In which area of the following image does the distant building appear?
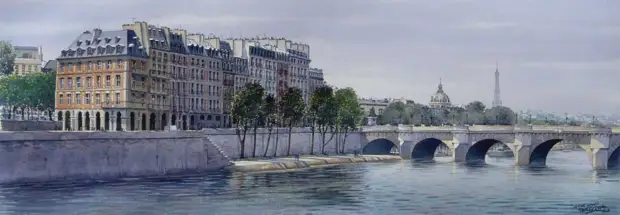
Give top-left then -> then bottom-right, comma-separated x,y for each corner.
358,97 -> 408,116
429,79 -> 452,109
13,46 -> 43,75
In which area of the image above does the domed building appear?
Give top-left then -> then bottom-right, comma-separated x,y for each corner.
429,79 -> 452,109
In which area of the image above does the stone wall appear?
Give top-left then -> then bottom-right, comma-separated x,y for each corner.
0,120 -> 61,131
0,131 -> 231,184
204,128 -> 364,159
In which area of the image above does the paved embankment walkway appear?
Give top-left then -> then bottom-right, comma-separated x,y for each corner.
230,155 -> 402,172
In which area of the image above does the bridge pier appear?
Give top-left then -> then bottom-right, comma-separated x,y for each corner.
452,131 -> 469,162
399,141 -> 414,159
453,143 -> 469,162
592,148 -> 608,170
514,132 -> 533,166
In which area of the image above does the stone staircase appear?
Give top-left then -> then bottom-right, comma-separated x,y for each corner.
204,137 -> 233,169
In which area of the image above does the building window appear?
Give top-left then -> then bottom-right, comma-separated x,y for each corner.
59,94 -> 63,104
77,62 -> 82,71
59,78 -> 64,89
105,93 -> 110,104
95,93 -> 101,104
67,94 -> 72,104
96,76 -> 101,87
107,60 -> 111,69
115,75 -> 121,87
59,64 -> 64,72
85,93 -> 90,104
76,77 -> 81,88
75,93 -> 81,104
117,60 -> 122,68
97,61 -> 102,70
68,78 -> 73,88
105,75 -> 110,87
87,62 -> 92,71
86,77 -> 91,88
115,93 -> 120,105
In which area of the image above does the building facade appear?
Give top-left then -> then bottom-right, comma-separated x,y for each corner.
55,22 -> 322,131
308,67 -> 325,95
55,28 -> 150,131
13,46 -> 43,75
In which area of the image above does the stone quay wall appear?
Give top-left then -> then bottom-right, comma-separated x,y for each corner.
204,128 -> 364,159
0,120 -> 61,131
0,131 -> 231,184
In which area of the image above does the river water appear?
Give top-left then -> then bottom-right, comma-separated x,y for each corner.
0,151 -> 618,215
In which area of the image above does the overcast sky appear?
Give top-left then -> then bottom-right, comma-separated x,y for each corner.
1,0 -> 618,114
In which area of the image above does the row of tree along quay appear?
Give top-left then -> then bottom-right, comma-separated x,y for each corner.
230,83 -> 364,159
0,41 -> 57,120
370,100 -> 593,127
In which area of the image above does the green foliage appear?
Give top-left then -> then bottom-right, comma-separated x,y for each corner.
483,106 -> 516,125
231,82 -> 265,158
0,41 -> 16,75
334,87 -> 363,153
280,87 -> 305,128
334,87 -> 363,132
0,72 -> 56,119
279,87 -> 305,156
310,86 -> 338,154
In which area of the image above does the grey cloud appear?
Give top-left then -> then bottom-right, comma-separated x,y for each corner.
1,0 -> 618,114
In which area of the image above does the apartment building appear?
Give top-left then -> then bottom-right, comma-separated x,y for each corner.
122,21 -> 194,130
308,67 -> 325,95
13,46 -> 43,75
187,34 -> 227,128
55,28 -> 150,131
226,37 -> 311,102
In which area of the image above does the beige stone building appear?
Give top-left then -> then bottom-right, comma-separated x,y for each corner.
13,46 -> 43,75
55,28 -> 151,131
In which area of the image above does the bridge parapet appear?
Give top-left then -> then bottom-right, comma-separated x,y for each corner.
361,125 -> 398,132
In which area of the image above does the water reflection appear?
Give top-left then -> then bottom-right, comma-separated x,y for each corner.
0,151 -> 617,214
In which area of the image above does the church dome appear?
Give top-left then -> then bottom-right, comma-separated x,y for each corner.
429,79 -> 451,108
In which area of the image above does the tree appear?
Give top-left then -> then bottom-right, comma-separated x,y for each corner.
484,106 -> 516,125
279,87 -> 305,156
334,88 -> 363,154
310,86 -> 338,155
0,41 -> 16,75
378,101 -> 408,125
0,73 -> 55,120
464,101 -> 486,125
262,94 -> 277,157
231,83 -> 264,159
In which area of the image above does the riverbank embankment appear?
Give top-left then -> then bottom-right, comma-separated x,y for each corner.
230,155 -> 402,172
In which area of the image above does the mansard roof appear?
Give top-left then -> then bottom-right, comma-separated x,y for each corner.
58,29 -> 148,59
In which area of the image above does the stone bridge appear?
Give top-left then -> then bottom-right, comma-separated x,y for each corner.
360,125 -> 620,170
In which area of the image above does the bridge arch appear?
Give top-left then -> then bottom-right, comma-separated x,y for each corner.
465,138 -> 514,165
362,138 -> 399,155
529,139 -> 564,167
609,146 -> 620,169
411,138 -> 450,162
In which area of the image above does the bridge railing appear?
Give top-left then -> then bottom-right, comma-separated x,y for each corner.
360,125 -> 612,133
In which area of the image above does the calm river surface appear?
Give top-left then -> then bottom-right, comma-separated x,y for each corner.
0,151 -> 618,215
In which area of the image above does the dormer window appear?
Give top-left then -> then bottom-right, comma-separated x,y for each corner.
85,40 -> 91,45
77,40 -> 82,46
105,37 -> 111,43
87,47 -> 94,55
115,36 -> 121,43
